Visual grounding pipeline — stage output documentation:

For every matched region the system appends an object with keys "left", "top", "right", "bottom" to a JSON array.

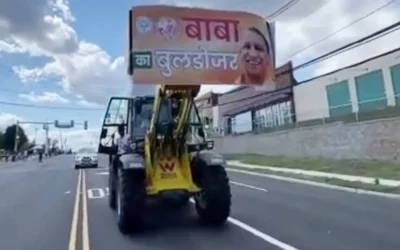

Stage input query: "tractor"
[{"left": 97, "top": 85, "right": 231, "bottom": 234}]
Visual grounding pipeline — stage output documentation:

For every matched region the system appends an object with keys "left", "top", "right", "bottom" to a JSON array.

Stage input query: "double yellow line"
[{"left": 69, "top": 169, "right": 90, "bottom": 250}]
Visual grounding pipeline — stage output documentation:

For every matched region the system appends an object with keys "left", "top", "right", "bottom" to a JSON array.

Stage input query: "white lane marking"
[
  {"left": 227, "top": 217, "right": 298, "bottom": 250},
  {"left": 87, "top": 188, "right": 107, "bottom": 199},
  {"left": 189, "top": 199, "right": 297, "bottom": 250},
  {"left": 65, "top": 191, "right": 71, "bottom": 194},
  {"left": 82, "top": 170, "right": 90, "bottom": 250},
  {"left": 96, "top": 171, "right": 108, "bottom": 175},
  {"left": 227, "top": 168, "right": 400, "bottom": 199},
  {"left": 230, "top": 181, "right": 268, "bottom": 193}
]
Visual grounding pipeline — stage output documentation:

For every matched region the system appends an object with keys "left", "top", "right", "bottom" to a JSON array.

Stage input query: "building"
[
  {"left": 195, "top": 61, "right": 298, "bottom": 134},
  {"left": 294, "top": 47, "right": 400, "bottom": 122},
  {"left": 194, "top": 91, "right": 219, "bottom": 128}
]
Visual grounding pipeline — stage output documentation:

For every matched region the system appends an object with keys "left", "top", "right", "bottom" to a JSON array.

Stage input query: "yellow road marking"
[
  {"left": 68, "top": 169, "right": 82, "bottom": 250},
  {"left": 82, "top": 170, "right": 90, "bottom": 250}
]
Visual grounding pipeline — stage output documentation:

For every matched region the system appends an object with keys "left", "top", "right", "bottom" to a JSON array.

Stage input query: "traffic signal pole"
[
  {"left": 14, "top": 121, "right": 52, "bottom": 154},
  {"left": 13, "top": 120, "right": 88, "bottom": 154},
  {"left": 13, "top": 121, "right": 19, "bottom": 153}
]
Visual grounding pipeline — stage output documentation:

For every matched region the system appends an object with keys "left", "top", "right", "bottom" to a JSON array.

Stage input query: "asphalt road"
[{"left": 0, "top": 155, "right": 399, "bottom": 250}]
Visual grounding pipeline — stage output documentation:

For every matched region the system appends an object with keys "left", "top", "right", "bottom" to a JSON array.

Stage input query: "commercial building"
[
  {"left": 196, "top": 62, "right": 298, "bottom": 134},
  {"left": 294, "top": 47, "right": 400, "bottom": 122}
]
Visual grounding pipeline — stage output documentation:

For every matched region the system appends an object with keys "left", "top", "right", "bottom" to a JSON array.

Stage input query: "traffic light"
[{"left": 84, "top": 121, "right": 88, "bottom": 130}]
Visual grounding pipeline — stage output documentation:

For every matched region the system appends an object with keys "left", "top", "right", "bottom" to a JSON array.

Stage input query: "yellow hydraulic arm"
[{"left": 144, "top": 85, "right": 201, "bottom": 194}]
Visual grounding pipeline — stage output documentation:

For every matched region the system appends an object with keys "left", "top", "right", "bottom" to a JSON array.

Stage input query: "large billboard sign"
[{"left": 128, "top": 5, "right": 276, "bottom": 89}]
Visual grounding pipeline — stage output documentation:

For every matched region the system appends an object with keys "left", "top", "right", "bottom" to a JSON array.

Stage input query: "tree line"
[{"left": 0, "top": 124, "right": 29, "bottom": 153}]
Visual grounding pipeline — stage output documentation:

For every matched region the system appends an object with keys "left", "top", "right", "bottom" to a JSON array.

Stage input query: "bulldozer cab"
[
  {"left": 98, "top": 96, "right": 154, "bottom": 154},
  {"left": 98, "top": 95, "right": 211, "bottom": 153},
  {"left": 98, "top": 97, "right": 130, "bottom": 154}
]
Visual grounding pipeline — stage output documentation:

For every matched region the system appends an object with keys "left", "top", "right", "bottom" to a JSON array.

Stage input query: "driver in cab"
[{"left": 116, "top": 124, "right": 130, "bottom": 155}]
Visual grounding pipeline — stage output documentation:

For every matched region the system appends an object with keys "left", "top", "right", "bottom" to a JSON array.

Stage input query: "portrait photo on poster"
[{"left": 235, "top": 23, "right": 276, "bottom": 91}]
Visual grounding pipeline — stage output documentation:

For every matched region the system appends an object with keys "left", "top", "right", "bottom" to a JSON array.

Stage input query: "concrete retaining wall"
[{"left": 212, "top": 118, "right": 400, "bottom": 161}]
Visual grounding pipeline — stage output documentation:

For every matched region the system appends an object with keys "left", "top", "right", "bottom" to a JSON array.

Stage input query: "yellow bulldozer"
[
  {"left": 98, "top": 84, "right": 231, "bottom": 234},
  {"left": 92, "top": 3, "right": 272, "bottom": 233}
]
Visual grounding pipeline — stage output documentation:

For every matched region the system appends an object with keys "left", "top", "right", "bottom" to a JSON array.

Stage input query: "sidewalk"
[
  {"left": 0, "top": 155, "right": 39, "bottom": 165},
  {"left": 227, "top": 160, "right": 400, "bottom": 187}
]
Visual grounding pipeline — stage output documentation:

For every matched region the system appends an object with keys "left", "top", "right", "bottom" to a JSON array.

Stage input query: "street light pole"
[
  {"left": 59, "top": 129, "right": 63, "bottom": 151},
  {"left": 14, "top": 121, "right": 19, "bottom": 153},
  {"left": 34, "top": 128, "right": 38, "bottom": 143}
]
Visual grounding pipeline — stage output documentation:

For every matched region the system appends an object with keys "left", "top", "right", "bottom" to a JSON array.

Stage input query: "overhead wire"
[
  {"left": 266, "top": 0, "right": 301, "bottom": 20},
  {"left": 284, "top": 0, "right": 333, "bottom": 31},
  {"left": 0, "top": 100, "right": 104, "bottom": 110},
  {"left": 282, "top": 0, "right": 397, "bottom": 61},
  {"left": 1, "top": 1, "right": 399, "bottom": 111},
  {"left": 3, "top": 17, "right": 400, "bottom": 112},
  {"left": 0, "top": 0, "right": 301, "bottom": 112},
  {"left": 292, "top": 20, "right": 400, "bottom": 71}
]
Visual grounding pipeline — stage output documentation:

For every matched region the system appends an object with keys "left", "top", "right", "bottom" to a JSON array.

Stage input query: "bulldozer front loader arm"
[{"left": 144, "top": 85, "right": 201, "bottom": 195}]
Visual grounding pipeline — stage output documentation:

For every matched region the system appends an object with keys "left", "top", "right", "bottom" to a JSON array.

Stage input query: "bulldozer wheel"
[
  {"left": 108, "top": 165, "right": 116, "bottom": 210},
  {"left": 194, "top": 164, "right": 231, "bottom": 226},
  {"left": 116, "top": 168, "right": 146, "bottom": 234}
]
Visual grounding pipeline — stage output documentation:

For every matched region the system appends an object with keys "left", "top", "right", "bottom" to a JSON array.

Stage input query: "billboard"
[{"left": 128, "top": 5, "right": 276, "bottom": 89}]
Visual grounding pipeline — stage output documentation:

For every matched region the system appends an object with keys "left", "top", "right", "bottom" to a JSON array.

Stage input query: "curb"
[
  {"left": 227, "top": 168, "right": 400, "bottom": 199},
  {"left": 227, "top": 161, "right": 400, "bottom": 187}
]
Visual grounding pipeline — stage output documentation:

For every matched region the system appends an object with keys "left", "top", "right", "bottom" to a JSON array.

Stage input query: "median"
[{"left": 225, "top": 154, "right": 400, "bottom": 195}]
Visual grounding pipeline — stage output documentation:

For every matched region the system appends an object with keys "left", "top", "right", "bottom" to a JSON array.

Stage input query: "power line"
[
  {"left": 292, "top": 20, "right": 400, "bottom": 71},
  {"left": 0, "top": 87, "right": 20, "bottom": 94},
  {"left": 0, "top": 100, "right": 105, "bottom": 111},
  {"left": 284, "top": 0, "right": 333, "bottom": 31},
  {"left": 283, "top": 0, "right": 396, "bottom": 61},
  {"left": 2, "top": 5, "right": 399, "bottom": 112},
  {"left": 4, "top": 17, "right": 400, "bottom": 112},
  {"left": 266, "top": 0, "right": 300, "bottom": 20}
]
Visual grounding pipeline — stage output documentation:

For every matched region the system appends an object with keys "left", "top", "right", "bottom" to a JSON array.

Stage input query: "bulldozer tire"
[
  {"left": 108, "top": 165, "right": 116, "bottom": 210},
  {"left": 194, "top": 165, "right": 231, "bottom": 226},
  {"left": 116, "top": 168, "right": 145, "bottom": 234}
]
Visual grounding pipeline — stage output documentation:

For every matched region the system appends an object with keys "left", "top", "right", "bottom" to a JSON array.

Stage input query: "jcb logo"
[{"left": 159, "top": 162, "right": 174, "bottom": 172}]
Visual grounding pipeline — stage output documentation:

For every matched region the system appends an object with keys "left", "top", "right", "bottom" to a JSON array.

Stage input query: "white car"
[{"left": 75, "top": 148, "right": 98, "bottom": 169}]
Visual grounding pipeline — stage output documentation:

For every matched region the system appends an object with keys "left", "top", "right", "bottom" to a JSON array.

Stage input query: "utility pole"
[
  {"left": 43, "top": 123, "right": 49, "bottom": 155},
  {"left": 34, "top": 128, "right": 38, "bottom": 143},
  {"left": 59, "top": 129, "right": 63, "bottom": 151},
  {"left": 13, "top": 121, "right": 19, "bottom": 153},
  {"left": 15, "top": 120, "right": 87, "bottom": 155}
]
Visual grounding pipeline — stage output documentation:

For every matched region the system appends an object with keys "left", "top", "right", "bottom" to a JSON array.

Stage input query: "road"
[{"left": 0, "top": 155, "right": 399, "bottom": 250}]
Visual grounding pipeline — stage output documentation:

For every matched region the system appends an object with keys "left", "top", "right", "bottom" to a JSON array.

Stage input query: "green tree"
[
  {"left": 2, "top": 125, "right": 28, "bottom": 152},
  {"left": 0, "top": 131, "right": 4, "bottom": 149}
]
